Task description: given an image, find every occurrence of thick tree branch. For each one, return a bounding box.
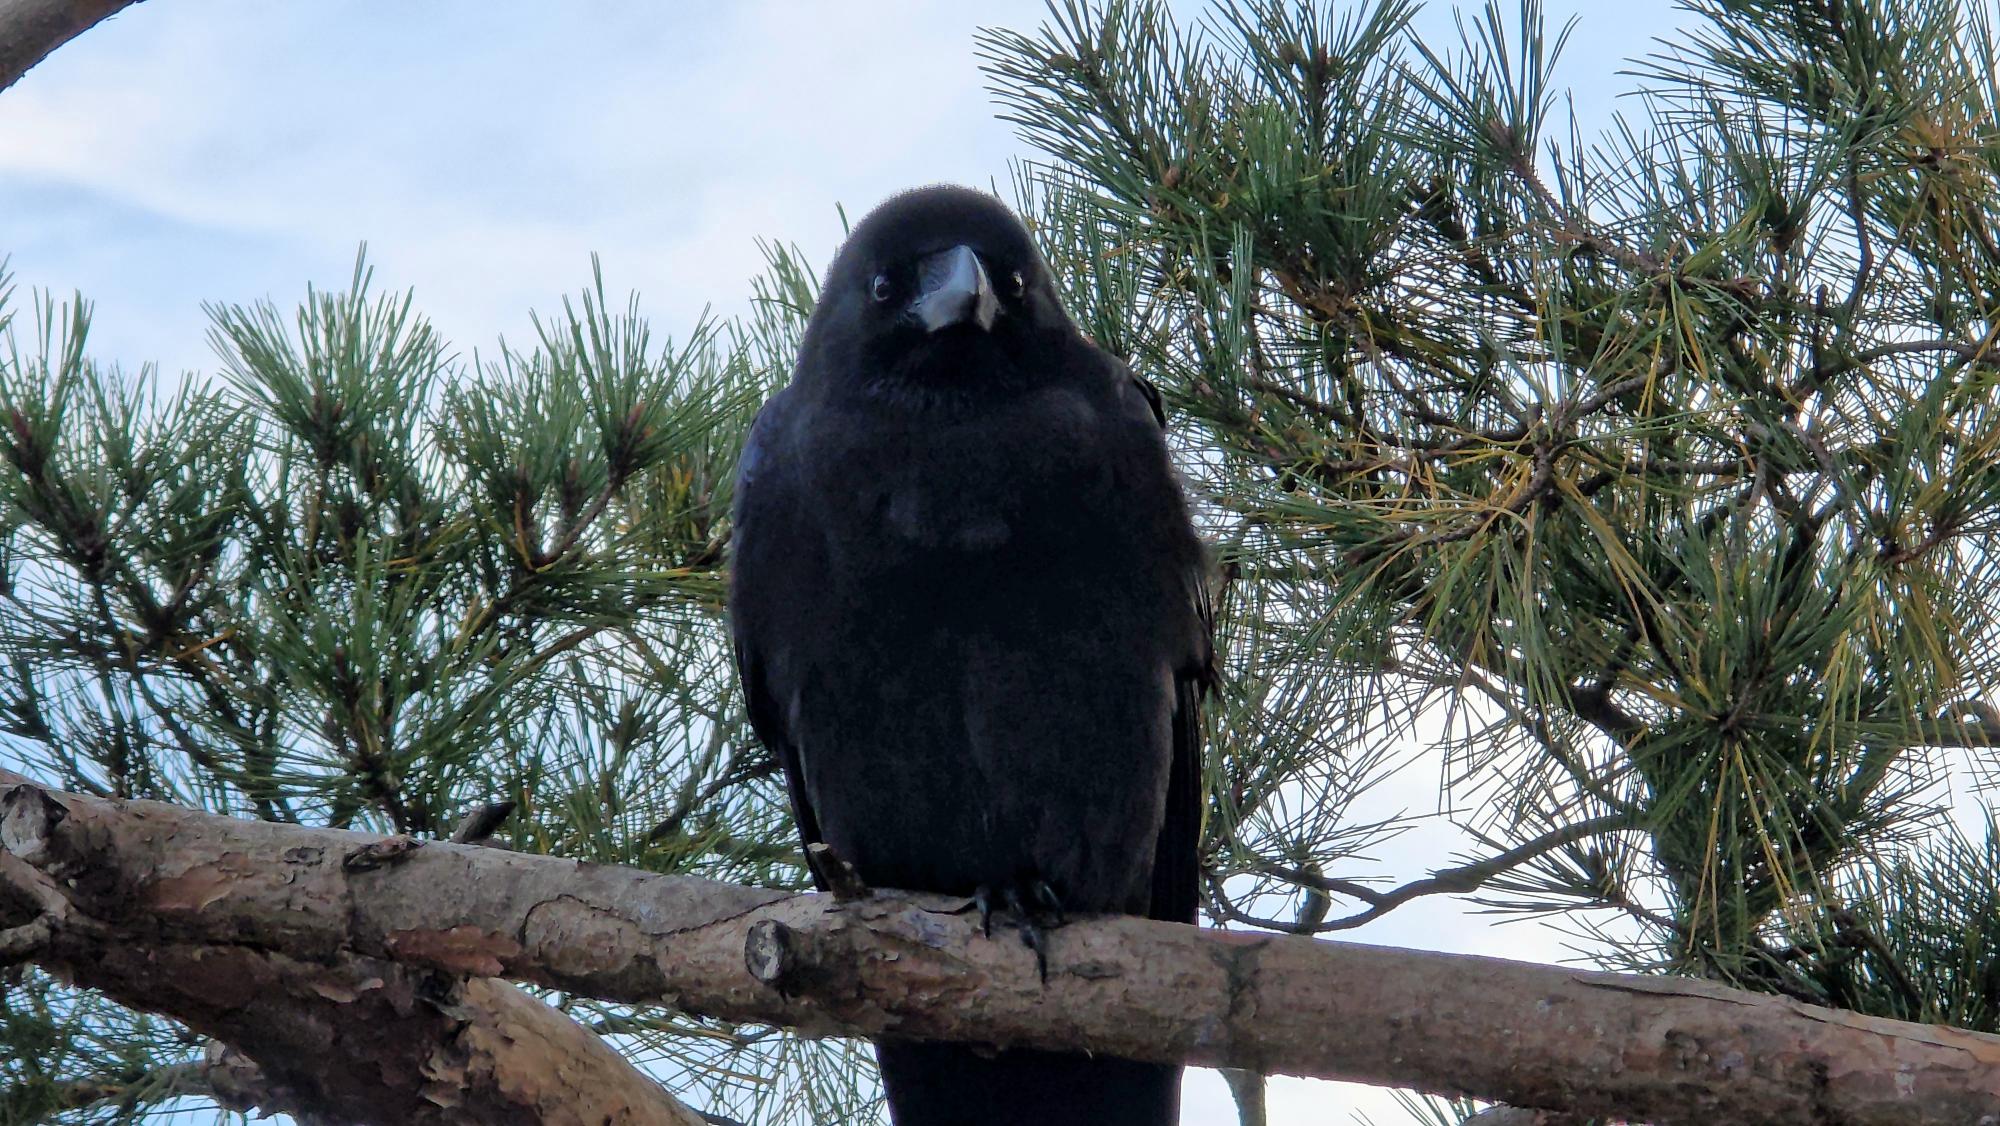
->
[0,775,704,1126]
[0,0,140,93]
[69,942,705,1125]
[5,773,2000,1124]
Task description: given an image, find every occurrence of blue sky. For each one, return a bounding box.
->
[0,2,1691,1122]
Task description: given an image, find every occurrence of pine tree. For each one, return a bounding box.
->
[989,0,2000,1114]
[0,260,880,1122]
[7,1,2000,1123]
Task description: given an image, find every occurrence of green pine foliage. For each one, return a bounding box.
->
[8,1,2000,1122]
[0,254,875,1123]
[990,0,2000,1006]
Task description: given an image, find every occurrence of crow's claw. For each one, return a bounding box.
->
[1028,878,1065,927]
[1017,919,1052,980]
[974,885,997,940]
[968,879,1063,983]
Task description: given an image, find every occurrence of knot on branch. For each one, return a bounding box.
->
[744,918,797,990]
[341,835,423,873]
[740,911,863,1006]
[1,782,71,871]
[0,782,83,967]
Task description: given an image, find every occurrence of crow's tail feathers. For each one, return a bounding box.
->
[876,1042,1180,1125]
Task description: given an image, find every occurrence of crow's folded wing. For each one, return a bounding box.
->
[728,390,828,886]
[1127,370,1213,927]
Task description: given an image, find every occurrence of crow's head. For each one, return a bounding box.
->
[801,185,1071,387]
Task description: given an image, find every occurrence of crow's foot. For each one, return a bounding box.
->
[971,878,1066,983]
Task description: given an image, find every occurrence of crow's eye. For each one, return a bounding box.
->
[1008,270,1027,298]
[870,273,895,303]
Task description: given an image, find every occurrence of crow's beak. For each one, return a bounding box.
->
[910,244,999,333]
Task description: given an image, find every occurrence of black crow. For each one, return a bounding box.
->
[730,185,1210,1126]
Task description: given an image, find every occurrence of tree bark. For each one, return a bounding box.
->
[0,0,142,93]
[6,772,2000,1126]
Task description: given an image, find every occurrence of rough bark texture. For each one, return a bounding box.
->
[0,0,141,92]
[6,774,2000,1126]
[0,775,704,1125]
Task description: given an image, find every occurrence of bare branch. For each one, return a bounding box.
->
[8,771,2000,1125]
[0,776,707,1126]
[450,798,517,844]
[1244,812,1634,932]
[0,0,141,94]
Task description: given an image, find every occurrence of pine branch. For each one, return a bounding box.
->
[1234,812,1634,933]
[7,770,2000,1126]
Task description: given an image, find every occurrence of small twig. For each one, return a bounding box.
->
[1411,182,1541,317]
[1839,152,1875,323]
[805,842,870,902]
[648,755,780,845]
[1509,149,1661,275]
[1242,376,1351,424]
[1794,333,2000,399]
[1878,523,1956,568]
[1829,907,1926,1017]
[533,476,623,571]
[449,801,517,845]
[1238,813,1634,933]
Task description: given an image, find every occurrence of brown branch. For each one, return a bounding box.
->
[1505,146,1662,276]
[7,772,2000,1125]
[450,798,517,844]
[1411,182,1541,317]
[0,776,707,1125]
[1795,333,2000,399]
[1839,152,1875,324]
[73,945,706,1126]
[1242,375,1352,424]
[0,0,141,94]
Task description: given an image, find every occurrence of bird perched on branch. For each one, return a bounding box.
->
[730,184,1211,1126]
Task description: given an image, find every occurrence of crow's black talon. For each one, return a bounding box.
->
[1001,887,1026,947]
[971,880,1063,981]
[1029,879,1065,927]
[1001,885,1054,982]
[974,885,996,940]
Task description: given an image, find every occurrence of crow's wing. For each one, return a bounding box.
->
[1128,371,1213,927]
[728,389,827,887]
